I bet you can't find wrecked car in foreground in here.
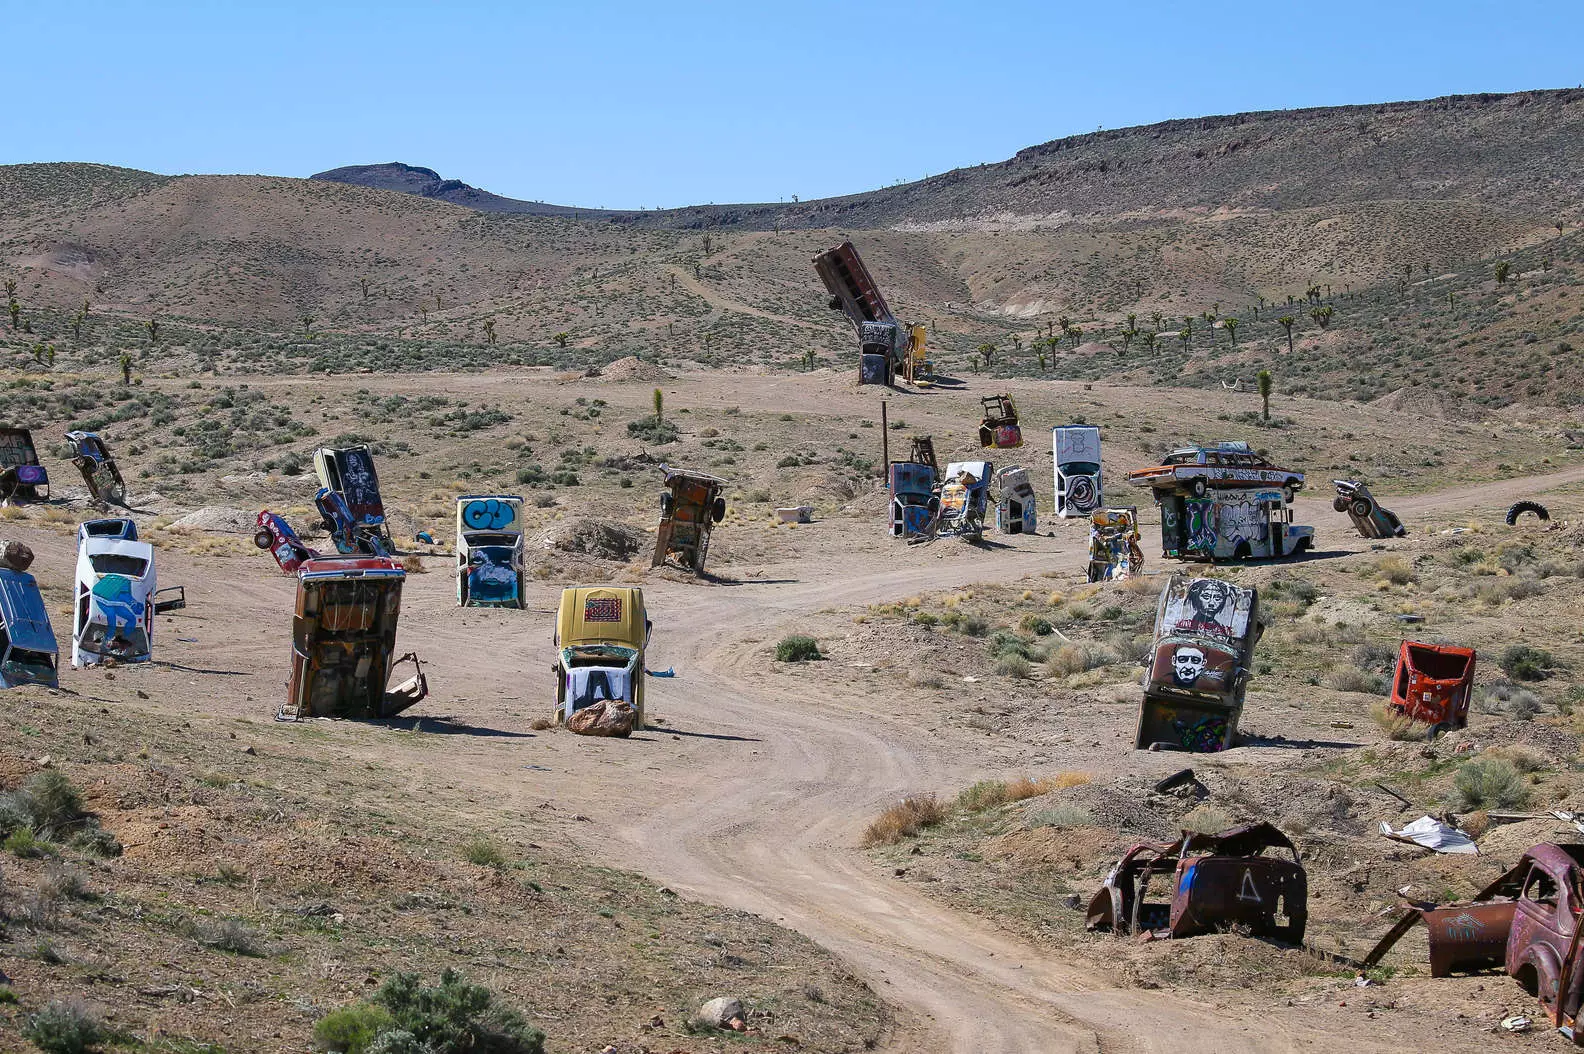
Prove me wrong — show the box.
[1135,575,1261,752]
[653,466,726,574]
[1087,822,1307,943]
[65,430,126,505]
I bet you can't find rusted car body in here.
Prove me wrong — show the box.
[313,445,394,552]
[1087,822,1307,942]
[279,555,426,720]
[1333,479,1405,539]
[995,466,1037,535]
[938,461,991,542]
[1136,575,1260,751]
[652,467,726,574]
[1389,641,1475,732]
[812,240,928,385]
[64,430,125,505]
[0,427,48,502]
[1128,442,1311,562]
[978,395,1022,449]
[889,460,938,542]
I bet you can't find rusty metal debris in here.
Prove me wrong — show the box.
[1388,640,1475,732]
[1087,822,1307,943]
[978,395,1022,449]
[653,466,726,574]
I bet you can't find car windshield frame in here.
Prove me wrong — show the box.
[89,554,149,578]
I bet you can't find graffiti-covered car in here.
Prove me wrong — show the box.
[64,431,126,505]
[456,495,525,608]
[653,467,726,574]
[554,586,650,734]
[280,555,426,720]
[1087,507,1144,583]
[1128,441,1304,499]
[1135,575,1261,751]
[0,427,48,502]
[1088,822,1307,942]
[1333,479,1406,539]
[315,487,387,556]
[995,466,1037,535]
[978,395,1023,449]
[314,445,394,552]
[253,510,316,575]
[0,564,59,688]
[78,518,137,545]
[1052,425,1102,518]
[1129,444,1312,562]
[71,535,185,667]
[938,461,992,542]
[888,460,937,542]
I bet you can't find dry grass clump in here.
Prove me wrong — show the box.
[1045,642,1120,677]
[957,777,1054,812]
[1369,702,1429,741]
[862,795,947,846]
[1321,665,1381,694]
[1371,555,1417,586]
[1028,804,1095,829]
[400,555,428,574]
[993,653,1032,679]
[1051,771,1092,789]
[1179,805,1235,834]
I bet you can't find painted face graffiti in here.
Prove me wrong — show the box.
[1171,645,1208,686]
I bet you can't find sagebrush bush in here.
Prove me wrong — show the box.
[1321,666,1382,694]
[957,777,1052,812]
[1477,678,1543,720]
[626,416,679,444]
[957,615,990,637]
[315,1003,396,1054]
[862,795,947,846]
[775,635,821,662]
[993,654,1032,679]
[1045,642,1118,677]
[1451,756,1529,811]
[317,970,543,1054]
[461,836,508,869]
[22,999,102,1054]
[1372,555,1417,586]
[1500,644,1555,681]
[19,771,84,835]
[1028,804,1094,829]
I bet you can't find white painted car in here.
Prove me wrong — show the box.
[71,535,184,667]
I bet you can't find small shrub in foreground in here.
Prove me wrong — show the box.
[461,836,508,869]
[1370,702,1428,742]
[22,999,102,1054]
[1028,804,1094,829]
[775,635,822,662]
[863,795,947,846]
[957,777,1053,812]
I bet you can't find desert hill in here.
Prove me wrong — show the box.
[1,89,1582,407]
[311,161,612,218]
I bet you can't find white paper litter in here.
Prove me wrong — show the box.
[1379,815,1477,854]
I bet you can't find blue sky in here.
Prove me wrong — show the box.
[8,1,1579,209]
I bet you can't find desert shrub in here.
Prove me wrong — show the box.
[1485,745,1551,775]
[774,635,821,662]
[203,918,268,957]
[461,837,507,869]
[4,827,49,858]
[0,793,29,836]
[19,771,85,835]
[908,669,944,689]
[318,970,544,1054]
[1497,542,1537,574]
[68,828,121,858]
[1500,644,1555,681]
[1370,702,1428,741]
[1180,805,1236,834]
[1477,679,1543,721]
[1475,576,1543,605]
[1028,804,1094,829]
[993,654,1031,678]
[1045,642,1118,677]
[1019,615,1053,636]
[957,615,990,637]
[22,999,102,1054]
[862,795,946,846]
[1349,640,1396,674]
[986,631,1031,660]
[1265,577,1320,607]
[315,1003,396,1054]
[1450,757,1529,811]
[1321,666,1382,694]
[957,777,1052,812]
[1372,556,1417,586]
[625,416,679,444]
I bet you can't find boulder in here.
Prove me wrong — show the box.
[697,996,744,1029]
[0,540,34,572]
[565,701,637,738]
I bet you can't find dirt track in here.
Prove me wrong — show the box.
[11,420,1583,1052]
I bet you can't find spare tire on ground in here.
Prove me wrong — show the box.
[0,540,35,572]
[566,700,637,737]
[1506,500,1551,526]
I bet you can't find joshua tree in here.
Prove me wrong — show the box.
[1120,328,1136,354]
[435,294,444,310]
[359,277,372,299]
[1150,311,1163,330]
[653,387,664,421]
[145,317,160,343]
[1141,330,1158,354]
[1068,326,1082,346]
[119,352,133,385]
[1223,317,1239,347]
[1257,369,1273,421]
[1494,261,1511,284]
[1037,350,1047,370]
[1305,285,1321,304]
[1178,327,1190,352]
[301,315,314,334]
[977,341,995,367]
[1310,305,1333,329]
[554,331,569,349]
[483,319,497,345]
[70,309,86,340]
[2,279,14,299]
[1125,312,1137,332]
[1057,314,1071,337]
[1277,315,1296,353]
[1557,220,1565,236]
[701,233,713,255]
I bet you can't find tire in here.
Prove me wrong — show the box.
[1233,542,1252,561]
[253,530,275,550]
[1282,485,1297,505]
[710,496,726,523]
[1506,500,1550,526]
[1332,496,1350,513]
[1350,499,1373,519]
[659,492,674,517]
[1190,476,1208,498]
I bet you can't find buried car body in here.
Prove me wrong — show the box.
[554,586,650,732]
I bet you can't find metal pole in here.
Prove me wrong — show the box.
[881,400,889,476]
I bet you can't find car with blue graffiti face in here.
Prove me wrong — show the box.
[71,533,185,667]
[455,495,525,608]
[0,564,59,688]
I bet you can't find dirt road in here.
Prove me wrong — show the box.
[14,444,1580,1052]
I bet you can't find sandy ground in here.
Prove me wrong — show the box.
[4,435,1579,1053]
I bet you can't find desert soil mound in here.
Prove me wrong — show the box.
[535,517,647,561]
[1372,386,1488,420]
[168,506,256,532]
[597,355,671,382]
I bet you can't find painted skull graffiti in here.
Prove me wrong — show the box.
[1172,645,1207,686]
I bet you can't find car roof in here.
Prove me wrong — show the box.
[79,537,153,561]
[0,570,57,653]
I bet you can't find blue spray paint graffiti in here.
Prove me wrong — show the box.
[462,498,517,532]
